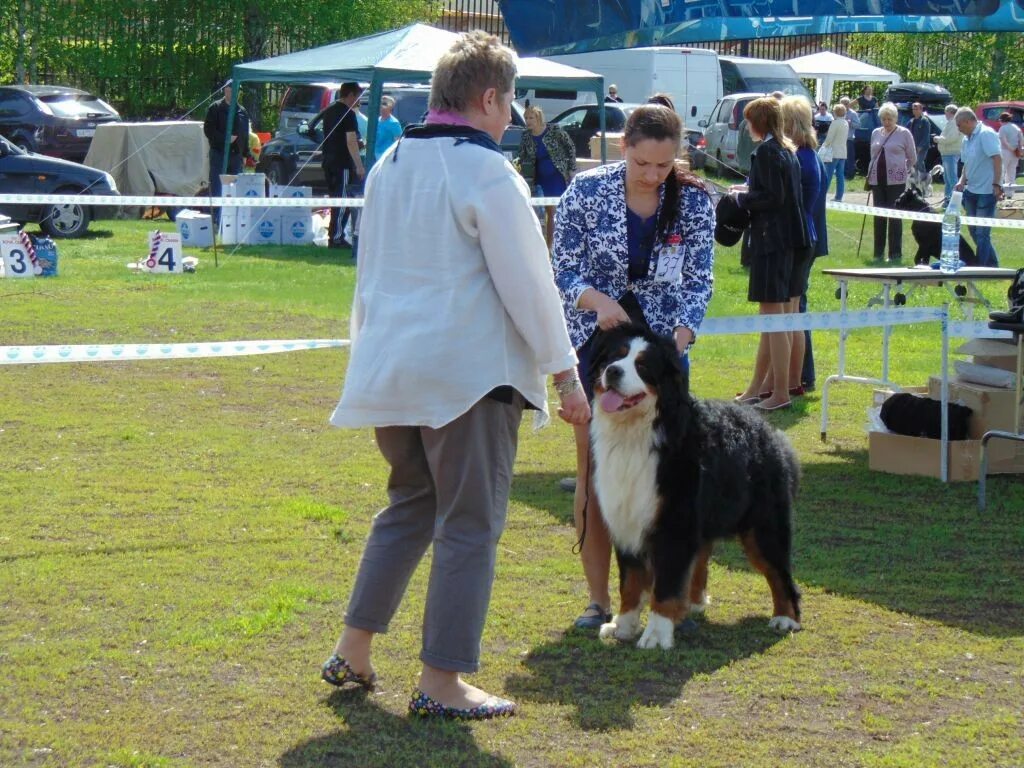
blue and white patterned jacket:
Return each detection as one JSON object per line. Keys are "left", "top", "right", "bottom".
{"left": 553, "top": 161, "right": 715, "bottom": 350}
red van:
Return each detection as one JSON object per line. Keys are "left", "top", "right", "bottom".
{"left": 976, "top": 101, "right": 1024, "bottom": 131}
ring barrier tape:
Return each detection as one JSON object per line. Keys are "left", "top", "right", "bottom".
{"left": 2, "top": 193, "right": 1022, "bottom": 229}
{"left": 0, "top": 339, "right": 348, "bottom": 365}
{"left": 4, "top": 310, "right": 1005, "bottom": 367}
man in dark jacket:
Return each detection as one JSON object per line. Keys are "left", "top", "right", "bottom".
{"left": 204, "top": 80, "right": 250, "bottom": 224}
{"left": 908, "top": 102, "right": 938, "bottom": 180}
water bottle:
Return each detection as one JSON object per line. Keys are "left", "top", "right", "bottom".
{"left": 939, "top": 191, "right": 963, "bottom": 274}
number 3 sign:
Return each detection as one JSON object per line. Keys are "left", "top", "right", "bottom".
{"left": 145, "top": 231, "right": 183, "bottom": 273}
{"left": 0, "top": 233, "right": 42, "bottom": 278}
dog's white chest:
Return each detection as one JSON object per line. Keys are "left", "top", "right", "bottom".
{"left": 591, "top": 417, "right": 660, "bottom": 555}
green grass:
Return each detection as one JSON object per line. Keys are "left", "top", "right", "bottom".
{"left": 1, "top": 210, "right": 1023, "bottom": 768}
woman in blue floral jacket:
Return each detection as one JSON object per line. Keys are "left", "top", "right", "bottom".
{"left": 552, "top": 104, "right": 715, "bottom": 630}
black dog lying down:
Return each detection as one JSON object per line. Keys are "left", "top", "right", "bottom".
{"left": 893, "top": 186, "right": 977, "bottom": 267}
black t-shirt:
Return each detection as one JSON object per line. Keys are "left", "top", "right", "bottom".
{"left": 320, "top": 101, "right": 359, "bottom": 171}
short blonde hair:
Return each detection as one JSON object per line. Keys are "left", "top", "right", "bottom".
{"left": 429, "top": 31, "right": 516, "bottom": 113}
{"left": 878, "top": 102, "right": 899, "bottom": 122}
{"left": 833, "top": 103, "right": 846, "bottom": 118}
{"left": 781, "top": 96, "right": 817, "bottom": 150}
{"left": 524, "top": 105, "right": 545, "bottom": 123}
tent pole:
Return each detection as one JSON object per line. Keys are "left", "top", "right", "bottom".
{"left": 365, "top": 76, "right": 383, "bottom": 169}
{"left": 598, "top": 78, "right": 606, "bottom": 164}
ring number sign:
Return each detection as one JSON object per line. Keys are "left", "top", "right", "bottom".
{"left": 145, "top": 231, "right": 183, "bottom": 273}
{"left": 0, "top": 233, "right": 43, "bottom": 278}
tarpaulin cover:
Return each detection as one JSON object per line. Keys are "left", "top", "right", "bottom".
{"left": 499, "top": 0, "right": 1024, "bottom": 55}
{"left": 85, "top": 122, "right": 209, "bottom": 197}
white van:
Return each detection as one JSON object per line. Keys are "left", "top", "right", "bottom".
{"left": 515, "top": 87, "right": 596, "bottom": 120}
{"left": 542, "top": 47, "right": 723, "bottom": 133}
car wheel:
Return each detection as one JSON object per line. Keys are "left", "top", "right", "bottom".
{"left": 39, "top": 190, "right": 91, "bottom": 238}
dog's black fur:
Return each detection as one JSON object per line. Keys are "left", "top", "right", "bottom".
{"left": 879, "top": 392, "right": 972, "bottom": 440}
{"left": 893, "top": 186, "right": 977, "bottom": 267}
{"left": 589, "top": 324, "right": 802, "bottom": 641}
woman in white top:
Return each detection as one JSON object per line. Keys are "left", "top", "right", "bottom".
{"left": 997, "top": 112, "right": 1022, "bottom": 197}
{"left": 934, "top": 104, "right": 962, "bottom": 205}
{"left": 323, "top": 31, "right": 590, "bottom": 721}
{"left": 820, "top": 103, "right": 850, "bottom": 201}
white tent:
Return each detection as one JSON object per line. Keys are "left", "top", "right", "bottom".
{"left": 784, "top": 51, "right": 900, "bottom": 106}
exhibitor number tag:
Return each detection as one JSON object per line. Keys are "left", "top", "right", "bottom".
{"left": 654, "top": 235, "right": 685, "bottom": 283}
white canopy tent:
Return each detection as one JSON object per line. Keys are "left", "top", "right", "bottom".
{"left": 784, "top": 51, "right": 900, "bottom": 106}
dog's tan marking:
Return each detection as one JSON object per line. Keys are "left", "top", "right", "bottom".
{"left": 619, "top": 567, "right": 652, "bottom": 615}
{"left": 689, "top": 543, "right": 714, "bottom": 608}
{"left": 649, "top": 596, "right": 687, "bottom": 624}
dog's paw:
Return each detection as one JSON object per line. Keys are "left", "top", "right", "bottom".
{"left": 636, "top": 613, "right": 675, "bottom": 650}
{"left": 768, "top": 616, "right": 802, "bottom": 633}
{"left": 689, "top": 594, "right": 711, "bottom": 614}
{"left": 600, "top": 612, "right": 640, "bottom": 641}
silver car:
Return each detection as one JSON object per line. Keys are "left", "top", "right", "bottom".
{"left": 697, "top": 93, "right": 763, "bottom": 178}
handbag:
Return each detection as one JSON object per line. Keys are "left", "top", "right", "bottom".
{"left": 818, "top": 145, "right": 833, "bottom": 164}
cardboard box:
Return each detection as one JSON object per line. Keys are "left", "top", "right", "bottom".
{"left": 971, "top": 354, "right": 1019, "bottom": 373}
{"left": 589, "top": 133, "right": 624, "bottom": 160}
{"left": 927, "top": 376, "right": 1024, "bottom": 471}
{"left": 280, "top": 211, "right": 314, "bottom": 245}
{"left": 270, "top": 184, "right": 312, "bottom": 199}
{"left": 218, "top": 207, "right": 248, "bottom": 245}
{"left": 175, "top": 211, "right": 213, "bottom": 248}
{"left": 868, "top": 430, "right": 983, "bottom": 482}
{"left": 231, "top": 173, "right": 266, "bottom": 198}
{"left": 245, "top": 207, "right": 281, "bottom": 245}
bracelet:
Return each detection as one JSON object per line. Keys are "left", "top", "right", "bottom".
{"left": 554, "top": 375, "right": 581, "bottom": 397}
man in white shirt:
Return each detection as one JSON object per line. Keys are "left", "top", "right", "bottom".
{"left": 955, "top": 107, "right": 1003, "bottom": 267}
{"left": 322, "top": 31, "right": 589, "bottom": 721}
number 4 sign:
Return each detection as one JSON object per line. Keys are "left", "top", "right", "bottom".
{"left": 0, "top": 232, "right": 42, "bottom": 278}
{"left": 145, "top": 231, "right": 183, "bottom": 273}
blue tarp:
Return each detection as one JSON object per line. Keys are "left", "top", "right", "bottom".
{"left": 500, "top": 0, "right": 1024, "bottom": 55}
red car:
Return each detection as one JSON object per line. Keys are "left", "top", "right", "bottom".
{"left": 976, "top": 101, "right": 1024, "bottom": 131}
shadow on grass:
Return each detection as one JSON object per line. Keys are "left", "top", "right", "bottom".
{"left": 238, "top": 246, "right": 355, "bottom": 268}
{"left": 504, "top": 617, "right": 782, "bottom": 731}
{"left": 512, "top": 442, "right": 1024, "bottom": 639}
{"left": 279, "top": 689, "right": 513, "bottom": 768}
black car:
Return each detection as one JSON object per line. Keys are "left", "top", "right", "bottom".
{"left": 852, "top": 108, "right": 948, "bottom": 178}
{"left": 549, "top": 103, "right": 640, "bottom": 158}
{"left": 0, "top": 135, "right": 119, "bottom": 237}
{"left": 258, "top": 98, "right": 527, "bottom": 191}
{"left": 0, "top": 85, "right": 121, "bottom": 163}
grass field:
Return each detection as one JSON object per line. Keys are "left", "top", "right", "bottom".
{"left": 1, "top": 208, "right": 1023, "bottom": 768}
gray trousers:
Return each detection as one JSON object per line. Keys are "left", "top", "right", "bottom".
{"left": 344, "top": 395, "right": 524, "bottom": 673}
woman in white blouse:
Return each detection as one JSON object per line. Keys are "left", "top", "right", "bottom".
{"left": 820, "top": 103, "right": 850, "bottom": 201}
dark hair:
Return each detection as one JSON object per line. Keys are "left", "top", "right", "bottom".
{"left": 623, "top": 104, "right": 706, "bottom": 242}
{"left": 340, "top": 82, "right": 362, "bottom": 98}
{"left": 647, "top": 93, "right": 675, "bottom": 112}
{"left": 999, "top": 111, "right": 1013, "bottom": 122}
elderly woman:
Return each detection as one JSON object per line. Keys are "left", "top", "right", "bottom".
{"left": 820, "top": 103, "right": 849, "bottom": 201}
{"left": 323, "top": 31, "right": 589, "bottom": 720}
{"left": 868, "top": 102, "right": 916, "bottom": 262}
{"left": 518, "top": 105, "right": 576, "bottom": 197}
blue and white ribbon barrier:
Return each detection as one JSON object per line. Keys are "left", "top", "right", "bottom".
{"left": 0, "top": 338, "right": 348, "bottom": 365}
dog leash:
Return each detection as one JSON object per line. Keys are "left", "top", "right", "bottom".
{"left": 571, "top": 448, "right": 592, "bottom": 555}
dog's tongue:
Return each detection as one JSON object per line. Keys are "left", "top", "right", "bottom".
{"left": 600, "top": 390, "right": 625, "bottom": 413}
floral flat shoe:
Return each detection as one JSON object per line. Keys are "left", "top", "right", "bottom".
{"left": 321, "top": 654, "right": 377, "bottom": 691}
{"left": 408, "top": 689, "right": 516, "bottom": 720}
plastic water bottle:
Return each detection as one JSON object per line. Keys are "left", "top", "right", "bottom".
{"left": 939, "top": 191, "right": 963, "bottom": 274}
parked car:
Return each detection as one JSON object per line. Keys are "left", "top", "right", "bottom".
{"left": 259, "top": 99, "right": 527, "bottom": 191}
{"left": 276, "top": 84, "right": 436, "bottom": 136}
{"left": 549, "top": 103, "right": 640, "bottom": 158}
{"left": 0, "top": 134, "right": 119, "bottom": 237}
{"left": 697, "top": 93, "right": 762, "bottom": 177}
{"left": 976, "top": 101, "right": 1024, "bottom": 131}
{"left": 0, "top": 85, "right": 120, "bottom": 163}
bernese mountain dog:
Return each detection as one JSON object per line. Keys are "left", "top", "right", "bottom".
{"left": 588, "top": 323, "right": 802, "bottom": 650}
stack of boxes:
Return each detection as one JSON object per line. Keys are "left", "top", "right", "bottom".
{"left": 868, "top": 339, "right": 1024, "bottom": 481}
{"left": 215, "top": 174, "right": 316, "bottom": 246}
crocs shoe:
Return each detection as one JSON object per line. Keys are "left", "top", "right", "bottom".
{"left": 574, "top": 602, "right": 612, "bottom": 630}
{"left": 321, "top": 654, "right": 377, "bottom": 691}
{"left": 408, "top": 689, "right": 516, "bottom": 720}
